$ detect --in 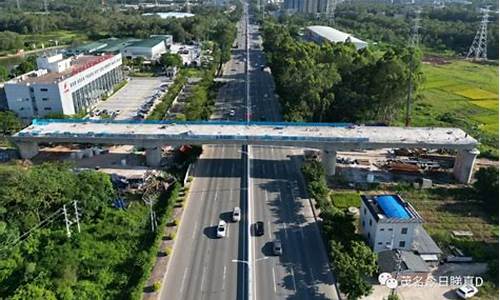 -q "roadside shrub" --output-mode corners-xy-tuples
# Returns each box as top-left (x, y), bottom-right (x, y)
(152, 281), (161, 292)
(165, 247), (172, 256)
